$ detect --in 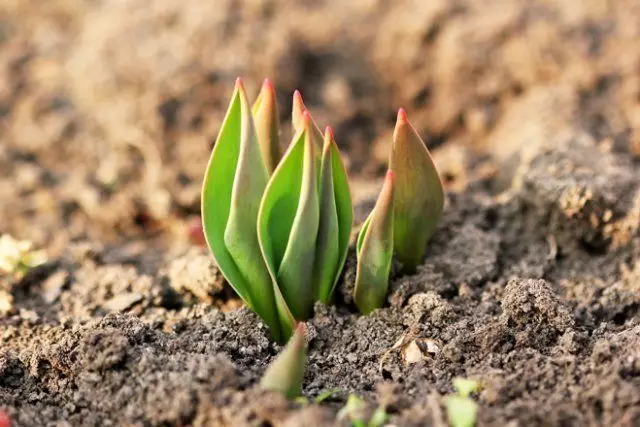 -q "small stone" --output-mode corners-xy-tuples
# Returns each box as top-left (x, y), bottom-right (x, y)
(42, 270), (69, 304)
(167, 248), (225, 303)
(0, 291), (13, 315)
(103, 292), (143, 312)
(19, 309), (39, 323)
(404, 341), (425, 365)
